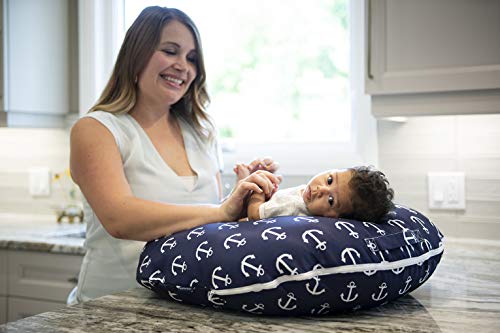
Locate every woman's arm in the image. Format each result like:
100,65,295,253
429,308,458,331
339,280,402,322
70,118,279,241
247,192,266,220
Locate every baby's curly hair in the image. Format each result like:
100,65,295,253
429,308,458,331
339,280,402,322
345,166,394,222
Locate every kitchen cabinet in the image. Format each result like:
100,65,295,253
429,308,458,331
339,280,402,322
0,249,82,324
365,0,500,117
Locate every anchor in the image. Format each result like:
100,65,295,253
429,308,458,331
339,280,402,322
403,229,420,246
275,253,299,275
189,279,199,288
371,282,388,301
292,216,319,223
139,255,151,273
365,238,378,252
395,204,417,214
302,229,327,251
160,237,177,253
363,269,377,276
261,227,287,240
335,221,359,238
305,276,325,295
378,250,389,263
218,223,239,230
168,291,182,302
420,239,432,251
140,279,153,290
401,245,413,258
410,216,430,234
171,255,187,276
388,219,408,231
340,281,359,302
149,270,165,284
186,227,205,240
195,241,213,261
399,276,413,295
419,266,430,283
211,266,232,289
207,290,226,306
252,218,277,225
223,233,246,249
277,292,297,310
242,303,264,314
241,254,265,277
391,266,405,275
311,303,330,315
363,222,386,236
341,248,361,265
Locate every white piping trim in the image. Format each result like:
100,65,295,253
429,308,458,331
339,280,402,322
212,242,445,296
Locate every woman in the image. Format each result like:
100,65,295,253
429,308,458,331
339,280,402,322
70,6,280,302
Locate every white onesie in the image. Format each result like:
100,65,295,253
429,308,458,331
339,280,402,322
259,185,309,218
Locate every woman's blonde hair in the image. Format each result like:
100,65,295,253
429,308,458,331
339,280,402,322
90,6,214,142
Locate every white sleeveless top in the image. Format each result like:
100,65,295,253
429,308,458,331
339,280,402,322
76,111,222,302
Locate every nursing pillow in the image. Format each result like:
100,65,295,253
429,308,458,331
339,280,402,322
137,205,444,315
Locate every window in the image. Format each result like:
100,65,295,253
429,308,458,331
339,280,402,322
121,0,376,174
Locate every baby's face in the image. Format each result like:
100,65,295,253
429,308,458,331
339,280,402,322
302,169,353,218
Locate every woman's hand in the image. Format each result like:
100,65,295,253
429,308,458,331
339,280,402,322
233,157,280,181
220,170,281,221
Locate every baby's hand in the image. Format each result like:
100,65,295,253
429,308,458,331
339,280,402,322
233,163,251,180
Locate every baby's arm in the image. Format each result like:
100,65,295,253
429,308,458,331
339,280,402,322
247,191,266,220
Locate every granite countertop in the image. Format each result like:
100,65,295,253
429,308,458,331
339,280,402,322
0,213,85,255
1,238,499,332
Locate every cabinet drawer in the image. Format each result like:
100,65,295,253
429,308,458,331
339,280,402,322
8,251,82,302
0,250,6,295
0,296,6,325
7,296,65,323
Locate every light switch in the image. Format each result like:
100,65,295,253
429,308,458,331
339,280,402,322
29,167,51,197
428,172,465,210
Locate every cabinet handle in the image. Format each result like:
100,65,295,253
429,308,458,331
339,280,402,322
68,277,78,284
367,0,374,79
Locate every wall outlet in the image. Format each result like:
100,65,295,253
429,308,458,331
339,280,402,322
29,167,51,197
427,172,465,210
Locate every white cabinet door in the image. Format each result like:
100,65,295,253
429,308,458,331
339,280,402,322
366,0,500,95
7,297,65,323
7,251,82,303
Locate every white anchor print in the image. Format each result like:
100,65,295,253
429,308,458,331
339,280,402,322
223,233,247,249
335,221,359,238
340,281,359,302
189,279,199,288
217,223,239,230
195,241,213,261
275,253,299,275
186,227,205,240
241,254,265,277
171,255,187,276
364,269,377,276
261,227,287,240
410,215,430,234
311,303,330,315
388,219,408,231
302,229,327,251
293,216,319,223
419,266,430,283
371,282,388,301
378,249,390,263
392,266,405,275
149,270,165,284
420,238,432,251
341,248,361,265
168,291,182,302
160,237,176,253
365,238,378,252
401,244,415,258
278,292,297,310
399,276,413,295
140,279,153,290
252,218,277,225
242,303,264,314
395,204,417,214
139,255,151,273
363,222,386,236
306,276,326,295
207,290,226,306
211,266,232,289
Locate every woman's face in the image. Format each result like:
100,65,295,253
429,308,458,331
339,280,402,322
137,20,198,109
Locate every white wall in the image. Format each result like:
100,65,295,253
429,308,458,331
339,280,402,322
378,114,500,240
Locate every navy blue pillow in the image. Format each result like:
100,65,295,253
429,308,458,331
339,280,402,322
137,205,444,315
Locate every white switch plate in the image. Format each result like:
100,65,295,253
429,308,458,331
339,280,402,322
29,167,51,197
427,172,465,210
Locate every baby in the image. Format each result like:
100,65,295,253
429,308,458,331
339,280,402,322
235,165,394,222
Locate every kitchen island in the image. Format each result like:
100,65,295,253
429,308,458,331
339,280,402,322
1,238,499,332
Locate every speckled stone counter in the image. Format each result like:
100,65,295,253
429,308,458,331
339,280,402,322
1,238,499,332
0,213,85,254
